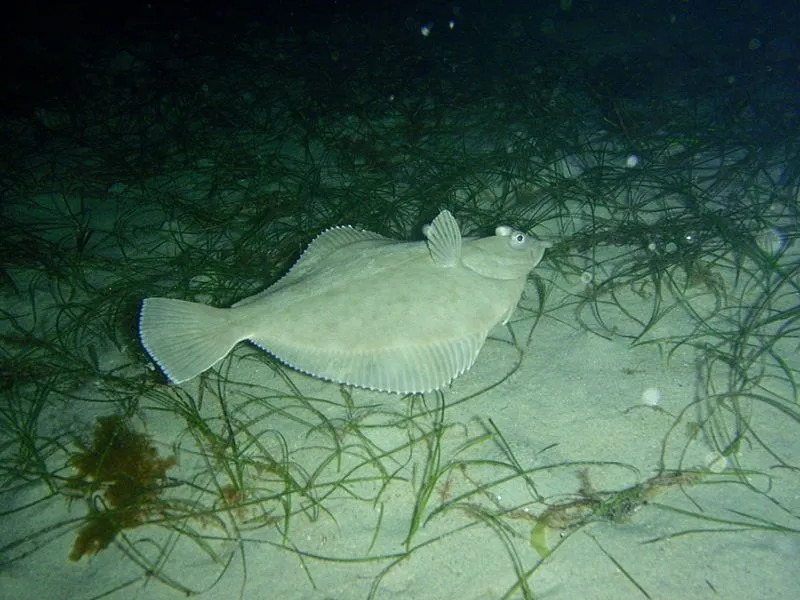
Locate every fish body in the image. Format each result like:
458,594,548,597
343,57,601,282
139,210,550,393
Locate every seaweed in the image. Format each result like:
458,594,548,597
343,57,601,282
530,468,702,558
66,415,175,561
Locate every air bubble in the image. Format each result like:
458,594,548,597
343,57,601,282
755,227,788,256
640,387,663,407
704,451,728,473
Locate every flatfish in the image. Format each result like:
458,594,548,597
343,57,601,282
139,210,551,393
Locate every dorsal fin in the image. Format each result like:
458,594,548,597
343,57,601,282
289,226,391,273
283,226,391,275
236,226,393,305
423,210,462,266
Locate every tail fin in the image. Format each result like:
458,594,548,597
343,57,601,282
139,297,247,383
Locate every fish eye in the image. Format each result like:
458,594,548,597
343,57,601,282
510,231,526,247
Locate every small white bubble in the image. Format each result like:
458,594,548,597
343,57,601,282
580,271,593,284
756,227,788,255
421,23,433,37
640,387,663,407
704,451,729,473
625,154,640,168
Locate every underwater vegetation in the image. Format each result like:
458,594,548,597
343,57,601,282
0,3,799,599
529,468,703,559
66,415,176,561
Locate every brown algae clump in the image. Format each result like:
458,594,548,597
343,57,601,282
67,415,175,561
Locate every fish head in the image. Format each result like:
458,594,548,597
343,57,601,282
461,225,552,280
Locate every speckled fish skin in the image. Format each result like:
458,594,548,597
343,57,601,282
138,210,551,393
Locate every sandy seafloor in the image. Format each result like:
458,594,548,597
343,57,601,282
1,1,799,599
3,215,799,600
4,250,800,600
